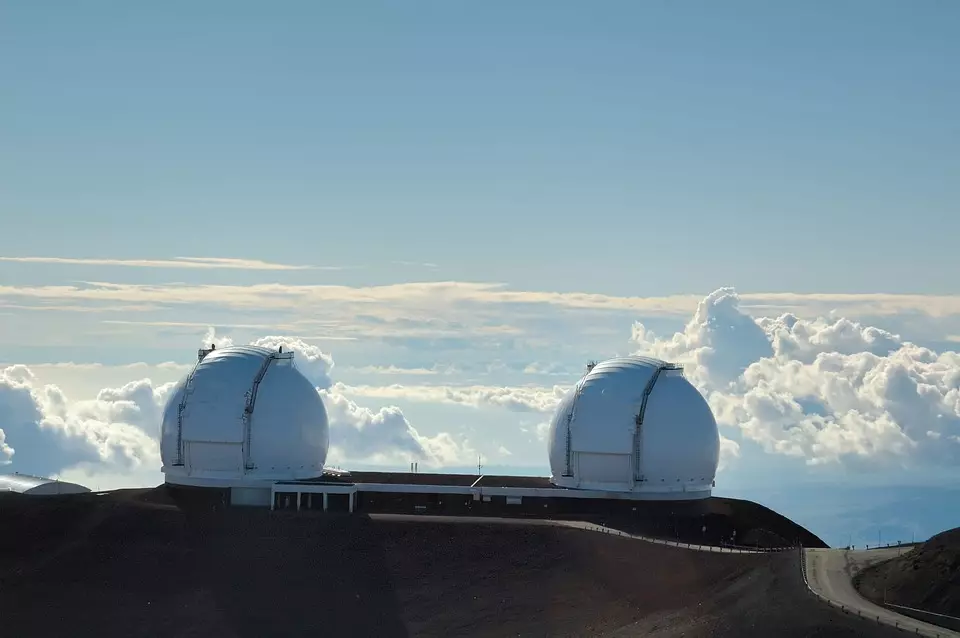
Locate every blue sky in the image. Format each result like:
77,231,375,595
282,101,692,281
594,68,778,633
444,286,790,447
4,1,958,293
1,2,959,546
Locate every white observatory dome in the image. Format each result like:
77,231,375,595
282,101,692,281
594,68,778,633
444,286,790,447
160,345,329,487
547,356,720,499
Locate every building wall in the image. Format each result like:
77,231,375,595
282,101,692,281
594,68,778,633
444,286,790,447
271,486,709,521
230,487,272,507
24,482,91,495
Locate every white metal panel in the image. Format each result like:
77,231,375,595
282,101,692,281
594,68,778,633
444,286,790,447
546,388,577,476
187,442,243,472
638,370,719,488
247,365,327,473
575,452,632,486
182,398,245,443
570,376,644,454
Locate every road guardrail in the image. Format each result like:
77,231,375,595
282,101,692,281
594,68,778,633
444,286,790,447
558,520,793,554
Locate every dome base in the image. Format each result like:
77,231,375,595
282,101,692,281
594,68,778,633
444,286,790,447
549,475,713,500
161,465,324,489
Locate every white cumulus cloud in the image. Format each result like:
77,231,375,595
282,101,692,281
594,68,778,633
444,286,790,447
250,335,335,390
333,382,569,414
322,391,475,467
0,428,13,464
0,365,165,477
0,330,475,482
632,287,960,469
218,332,452,463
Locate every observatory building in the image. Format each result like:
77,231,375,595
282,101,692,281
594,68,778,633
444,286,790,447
153,349,816,549
547,356,720,498
160,349,719,512
160,344,329,505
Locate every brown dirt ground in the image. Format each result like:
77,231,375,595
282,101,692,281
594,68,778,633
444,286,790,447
0,489,898,638
855,527,960,618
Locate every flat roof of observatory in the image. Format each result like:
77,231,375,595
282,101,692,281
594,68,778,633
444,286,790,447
279,471,555,489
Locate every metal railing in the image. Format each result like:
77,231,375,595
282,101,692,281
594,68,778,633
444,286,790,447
554,520,793,554
242,351,280,470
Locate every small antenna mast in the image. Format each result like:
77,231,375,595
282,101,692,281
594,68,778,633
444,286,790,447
477,454,482,475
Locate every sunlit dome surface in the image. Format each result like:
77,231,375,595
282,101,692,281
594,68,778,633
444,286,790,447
160,345,329,487
547,356,720,499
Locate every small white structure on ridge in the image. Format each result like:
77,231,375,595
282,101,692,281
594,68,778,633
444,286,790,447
547,356,720,499
0,473,91,495
160,344,329,492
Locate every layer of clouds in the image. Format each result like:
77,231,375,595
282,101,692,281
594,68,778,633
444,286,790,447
632,287,960,469
334,382,569,414
346,364,457,376
4,285,959,484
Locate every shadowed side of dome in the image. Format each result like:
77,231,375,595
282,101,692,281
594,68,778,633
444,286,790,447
160,345,329,487
548,356,720,499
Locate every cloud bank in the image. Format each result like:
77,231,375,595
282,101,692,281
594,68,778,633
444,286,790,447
2,286,958,488
0,365,167,477
0,330,476,485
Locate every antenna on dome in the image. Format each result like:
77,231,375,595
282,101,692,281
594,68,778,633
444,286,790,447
279,346,283,353
586,360,597,372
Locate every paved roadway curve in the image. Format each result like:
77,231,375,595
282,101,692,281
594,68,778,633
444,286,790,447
804,548,960,637
371,514,959,635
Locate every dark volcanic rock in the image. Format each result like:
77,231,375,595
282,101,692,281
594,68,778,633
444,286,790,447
0,490,885,637
855,527,960,618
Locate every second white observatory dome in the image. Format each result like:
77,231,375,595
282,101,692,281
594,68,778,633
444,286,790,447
160,344,329,487
547,356,720,499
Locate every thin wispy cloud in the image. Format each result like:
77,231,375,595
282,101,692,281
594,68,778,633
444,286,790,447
4,280,960,318
334,381,567,413
102,319,301,331
4,361,191,372
0,256,341,271
101,320,360,341
347,365,456,376
1,303,164,313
